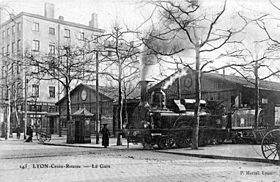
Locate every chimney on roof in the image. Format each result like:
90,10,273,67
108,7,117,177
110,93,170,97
89,13,98,28
44,2,55,19
59,16,64,21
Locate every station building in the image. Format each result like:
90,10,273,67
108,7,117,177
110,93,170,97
148,70,280,128
55,83,115,136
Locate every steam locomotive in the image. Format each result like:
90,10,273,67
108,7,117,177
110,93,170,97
123,81,267,149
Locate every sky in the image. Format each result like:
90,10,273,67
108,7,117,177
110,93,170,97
1,0,280,82
0,0,153,30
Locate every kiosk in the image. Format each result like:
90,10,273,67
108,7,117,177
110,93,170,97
67,108,94,144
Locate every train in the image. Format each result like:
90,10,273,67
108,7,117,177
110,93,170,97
123,81,268,149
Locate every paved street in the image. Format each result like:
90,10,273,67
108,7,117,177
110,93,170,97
0,140,280,182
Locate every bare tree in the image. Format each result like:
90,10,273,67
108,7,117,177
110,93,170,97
224,40,280,129
25,45,95,137
0,4,20,139
98,23,141,145
222,7,280,129
141,0,246,149
0,52,25,137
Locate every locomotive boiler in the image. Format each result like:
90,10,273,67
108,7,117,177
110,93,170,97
124,81,229,149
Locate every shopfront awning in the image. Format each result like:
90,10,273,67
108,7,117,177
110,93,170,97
72,108,94,116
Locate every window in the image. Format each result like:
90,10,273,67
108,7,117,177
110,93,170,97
2,31,4,41
80,49,85,59
30,105,42,112
17,40,21,52
64,29,70,38
275,106,280,126
49,27,55,35
7,28,10,37
108,50,113,57
6,44,9,55
49,44,55,54
79,32,84,40
262,98,268,104
1,47,5,56
49,86,55,98
17,22,21,32
12,42,15,53
49,106,56,112
32,22,39,32
32,84,39,97
32,40,40,51
12,25,15,34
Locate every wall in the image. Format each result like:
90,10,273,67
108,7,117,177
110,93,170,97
57,85,114,135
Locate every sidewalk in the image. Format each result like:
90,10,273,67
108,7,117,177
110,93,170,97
43,134,137,149
158,144,280,164
47,135,280,164
1,135,278,164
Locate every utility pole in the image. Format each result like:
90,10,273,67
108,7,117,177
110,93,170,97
24,72,28,139
95,51,99,144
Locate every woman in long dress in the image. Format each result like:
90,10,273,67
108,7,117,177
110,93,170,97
101,124,110,148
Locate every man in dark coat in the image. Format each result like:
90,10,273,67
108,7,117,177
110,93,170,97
15,126,21,139
25,125,33,142
100,124,110,148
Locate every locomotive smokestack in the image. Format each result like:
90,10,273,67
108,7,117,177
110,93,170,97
139,45,157,107
139,80,149,107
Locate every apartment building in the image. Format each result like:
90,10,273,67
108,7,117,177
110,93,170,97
0,3,104,137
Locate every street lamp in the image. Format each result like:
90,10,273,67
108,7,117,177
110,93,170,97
24,74,28,139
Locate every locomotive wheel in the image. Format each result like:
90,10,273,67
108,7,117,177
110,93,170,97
175,137,192,148
261,129,280,161
157,137,175,149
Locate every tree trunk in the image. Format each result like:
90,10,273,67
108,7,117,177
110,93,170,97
14,82,20,127
124,93,128,126
254,65,259,129
6,91,11,140
192,46,201,149
117,60,122,146
66,83,71,122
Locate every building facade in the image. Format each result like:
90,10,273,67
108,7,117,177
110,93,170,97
149,71,280,128
56,83,114,135
0,3,104,137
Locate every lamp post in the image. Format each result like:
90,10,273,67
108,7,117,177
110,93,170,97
24,73,28,139
95,51,99,144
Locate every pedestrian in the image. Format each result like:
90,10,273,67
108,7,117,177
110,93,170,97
15,126,21,139
100,124,110,148
25,125,33,142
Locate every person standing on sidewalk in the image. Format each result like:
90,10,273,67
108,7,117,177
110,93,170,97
15,126,21,139
25,125,33,142
100,124,110,148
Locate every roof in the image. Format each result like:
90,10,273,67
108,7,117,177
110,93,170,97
56,83,114,105
0,12,105,33
207,73,280,92
56,82,142,105
150,70,280,92
86,84,141,101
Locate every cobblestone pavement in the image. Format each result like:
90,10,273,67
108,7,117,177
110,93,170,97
1,141,280,182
